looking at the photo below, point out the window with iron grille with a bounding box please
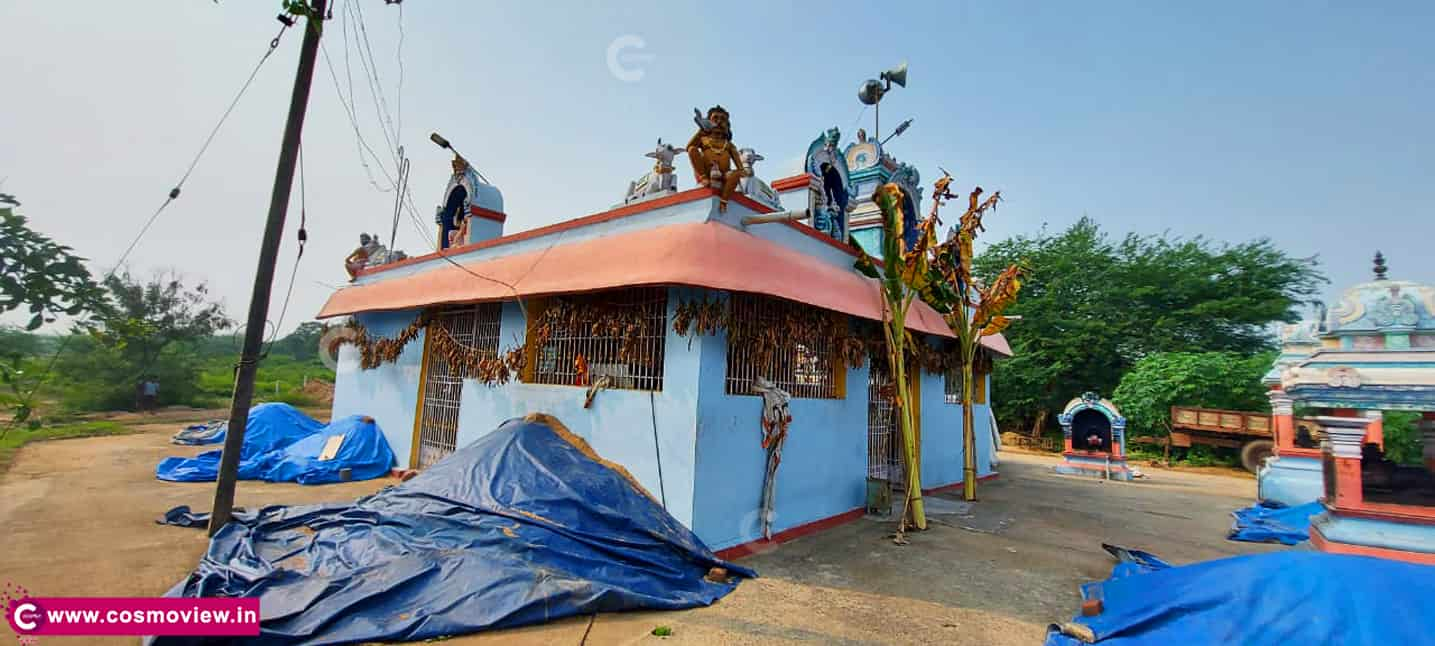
[944,367,963,404]
[530,287,667,391]
[433,303,503,370]
[725,293,840,399]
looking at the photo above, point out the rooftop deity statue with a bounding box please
[686,105,749,212]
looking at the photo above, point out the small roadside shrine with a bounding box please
[1054,393,1131,480]
[1262,253,1435,563]
[318,106,1012,556]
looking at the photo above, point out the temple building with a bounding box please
[317,110,1011,555]
[1261,253,1435,563]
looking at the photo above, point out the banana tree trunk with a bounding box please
[884,292,926,530]
[961,354,978,501]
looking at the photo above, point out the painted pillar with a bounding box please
[1269,390,1295,452]
[1362,410,1384,450]
[1111,417,1127,458]
[1058,413,1074,452]
[1422,414,1435,472]
[1320,416,1370,509]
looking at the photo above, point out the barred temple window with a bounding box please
[529,287,667,392]
[944,367,963,404]
[943,351,990,404]
[725,293,841,399]
[433,303,503,365]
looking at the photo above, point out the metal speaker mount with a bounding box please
[858,79,885,105]
[881,62,908,88]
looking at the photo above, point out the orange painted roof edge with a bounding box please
[319,221,1011,355]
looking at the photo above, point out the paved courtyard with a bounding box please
[0,415,1279,645]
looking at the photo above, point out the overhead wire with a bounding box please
[320,38,398,191]
[114,22,292,276]
[7,20,293,427]
[325,1,530,321]
[264,141,309,352]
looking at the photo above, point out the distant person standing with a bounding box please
[140,376,159,413]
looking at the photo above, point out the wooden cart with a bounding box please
[1168,406,1291,473]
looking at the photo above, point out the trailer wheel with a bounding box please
[1240,440,1275,473]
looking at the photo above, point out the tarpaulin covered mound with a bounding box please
[171,420,226,445]
[156,409,393,484]
[169,402,321,450]
[1227,500,1321,545]
[153,415,753,645]
[1046,545,1435,645]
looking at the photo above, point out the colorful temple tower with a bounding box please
[1262,253,1435,563]
[842,129,922,255]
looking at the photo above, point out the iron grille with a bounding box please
[417,303,502,468]
[944,367,963,404]
[532,288,667,392]
[724,294,839,399]
[867,359,903,483]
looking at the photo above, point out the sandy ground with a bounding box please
[0,417,1279,645]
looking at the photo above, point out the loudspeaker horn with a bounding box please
[881,62,908,88]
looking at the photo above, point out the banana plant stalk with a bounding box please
[857,185,930,531]
[936,179,1021,502]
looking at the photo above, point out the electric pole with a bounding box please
[209,0,327,535]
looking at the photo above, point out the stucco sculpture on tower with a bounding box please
[687,105,748,212]
[752,376,792,540]
[622,139,685,205]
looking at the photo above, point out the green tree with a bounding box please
[270,321,327,361]
[1112,351,1276,438]
[83,271,233,375]
[0,197,104,330]
[975,217,1324,435]
[59,271,233,410]
[1382,411,1424,466]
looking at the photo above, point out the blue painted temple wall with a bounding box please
[688,316,870,550]
[332,291,996,550]
[332,310,426,468]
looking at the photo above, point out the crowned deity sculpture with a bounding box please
[686,105,749,212]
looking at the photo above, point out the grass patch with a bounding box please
[0,421,135,475]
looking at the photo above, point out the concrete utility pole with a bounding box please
[209,0,327,536]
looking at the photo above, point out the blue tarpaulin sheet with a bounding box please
[171,420,226,445]
[155,405,393,484]
[152,416,752,645]
[1228,500,1321,545]
[1046,546,1435,645]
[168,402,321,452]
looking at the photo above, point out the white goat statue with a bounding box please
[623,138,684,204]
[737,147,781,209]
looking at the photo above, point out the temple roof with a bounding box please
[1324,253,1435,337]
[318,219,1012,356]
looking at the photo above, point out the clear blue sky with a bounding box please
[2,1,1431,333]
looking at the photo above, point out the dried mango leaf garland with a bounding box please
[672,295,955,375]
[333,293,666,386]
